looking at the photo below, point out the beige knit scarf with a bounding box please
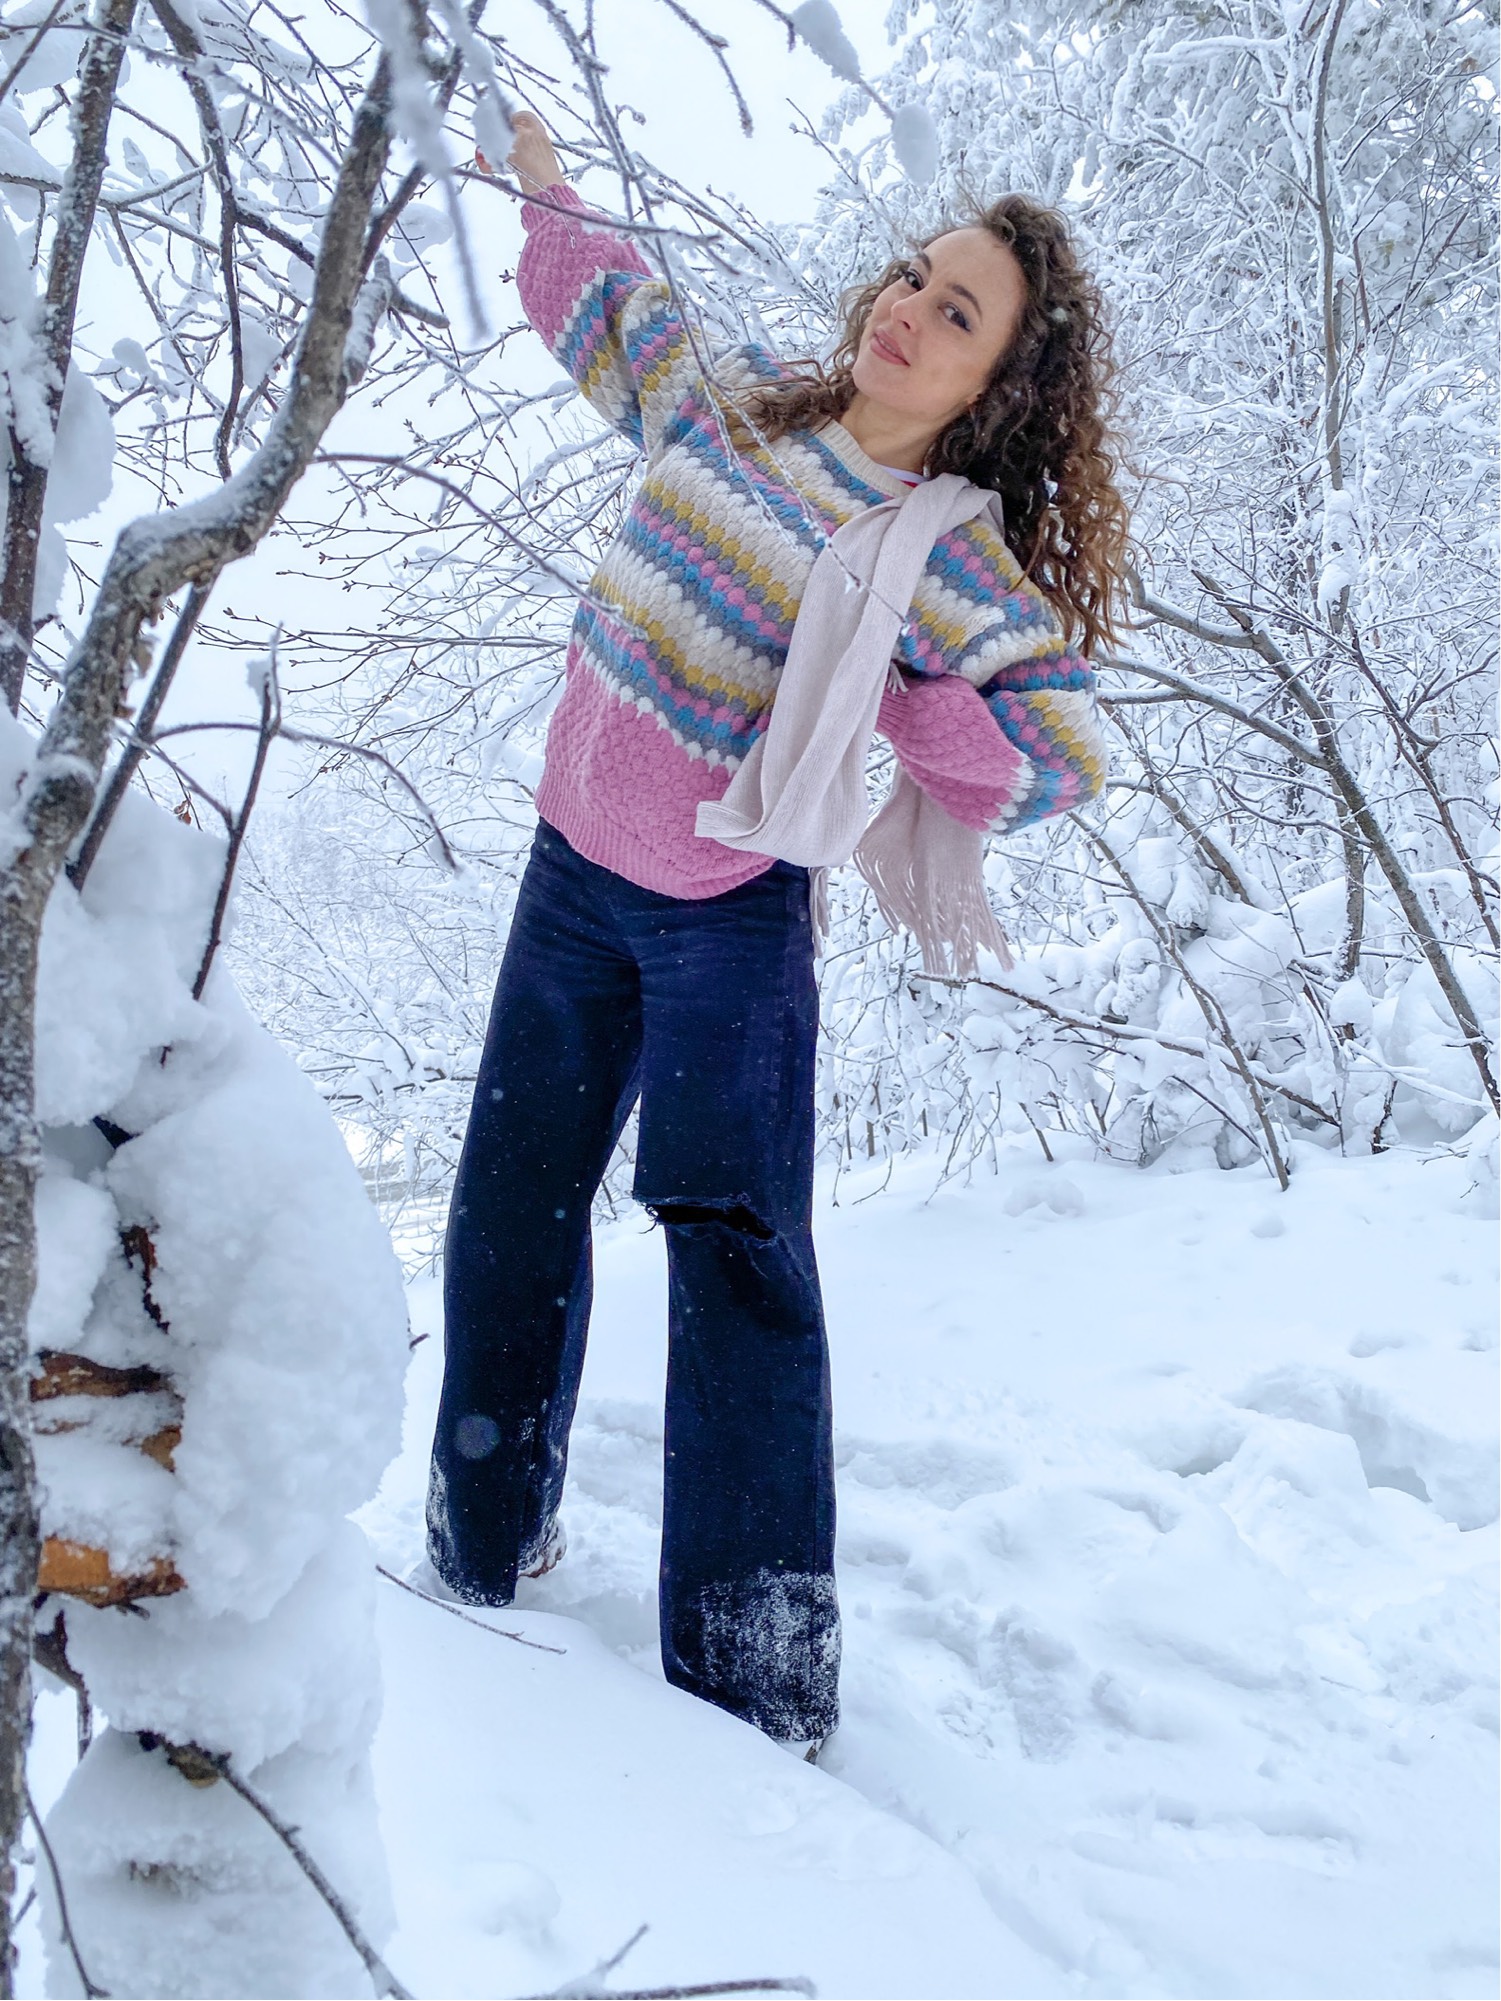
[695,469,1015,976]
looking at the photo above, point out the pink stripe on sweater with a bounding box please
[516,185,652,350]
[536,644,774,897]
[876,677,1025,830]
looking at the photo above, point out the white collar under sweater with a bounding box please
[695,466,1015,978]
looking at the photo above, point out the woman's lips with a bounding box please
[871,328,909,366]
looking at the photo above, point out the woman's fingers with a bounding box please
[472,109,563,194]
[506,108,564,195]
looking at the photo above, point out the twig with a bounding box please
[32,1606,93,1758]
[910,975,1336,1129]
[1342,620,1499,950]
[552,1983,817,1999]
[147,0,246,483]
[1342,1048,1487,1113]
[151,719,462,870]
[0,0,70,107]
[650,0,753,135]
[69,582,212,890]
[1101,654,1321,766]
[191,1752,412,2000]
[313,452,631,634]
[25,1781,109,1999]
[192,644,282,999]
[534,1921,816,2000]
[567,1922,650,1991]
[376,1564,565,1652]
[1081,821,1293,1188]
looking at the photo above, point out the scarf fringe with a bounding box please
[853,773,1015,979]
[855,847,1014,979]
[806,798,1014,977]
[809,865,831,959]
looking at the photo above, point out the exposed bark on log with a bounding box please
[30,1353,173,1402]
[36,1543,185,1607]
[30,1354,185,1600]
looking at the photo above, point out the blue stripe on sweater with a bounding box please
[572,600,766,761]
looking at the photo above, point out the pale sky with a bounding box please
[538,0,896,221]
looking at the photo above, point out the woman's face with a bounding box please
[851,226,1029,435]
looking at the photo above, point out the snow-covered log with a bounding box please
[0,1,471,1985]
[6,711,408,1993]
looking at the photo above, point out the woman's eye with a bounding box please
[899,267,968,330]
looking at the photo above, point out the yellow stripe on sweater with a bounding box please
[592,573,772,712]
[645,482,811,627]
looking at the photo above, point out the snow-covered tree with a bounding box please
[787,0,1498,1174]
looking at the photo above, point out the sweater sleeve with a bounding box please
[514,182,704,457]
[875,674,1030,830]
[877,510,1108,834]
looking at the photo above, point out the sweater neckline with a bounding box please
[810,417,919,500]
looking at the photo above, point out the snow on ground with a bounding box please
[350,1134,1498,2001]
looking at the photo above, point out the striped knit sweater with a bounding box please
[515,181,1107,899]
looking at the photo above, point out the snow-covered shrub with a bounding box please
[782,0,1498,1178]
[7,713,409,1997]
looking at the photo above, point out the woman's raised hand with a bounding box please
[475,108,564,197]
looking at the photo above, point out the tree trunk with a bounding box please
[0,0,139,716]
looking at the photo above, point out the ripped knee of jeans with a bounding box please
[643,1194,777,1242]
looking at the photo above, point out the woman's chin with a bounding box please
[849,372,927,420]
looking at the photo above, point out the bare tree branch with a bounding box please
[376,1562,566,1651]
[533,1921,816,2001]
[69,583,211,891]
[24,1782,109,1999]
[1,0,139,714]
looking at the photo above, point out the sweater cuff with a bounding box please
[520,180,587,233]
[876,682,911,735]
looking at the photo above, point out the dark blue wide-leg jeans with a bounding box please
[426,818,839,1743]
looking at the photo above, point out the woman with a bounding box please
[426,110,1126,1758]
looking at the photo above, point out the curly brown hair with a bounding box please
[728,194,1131,659]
